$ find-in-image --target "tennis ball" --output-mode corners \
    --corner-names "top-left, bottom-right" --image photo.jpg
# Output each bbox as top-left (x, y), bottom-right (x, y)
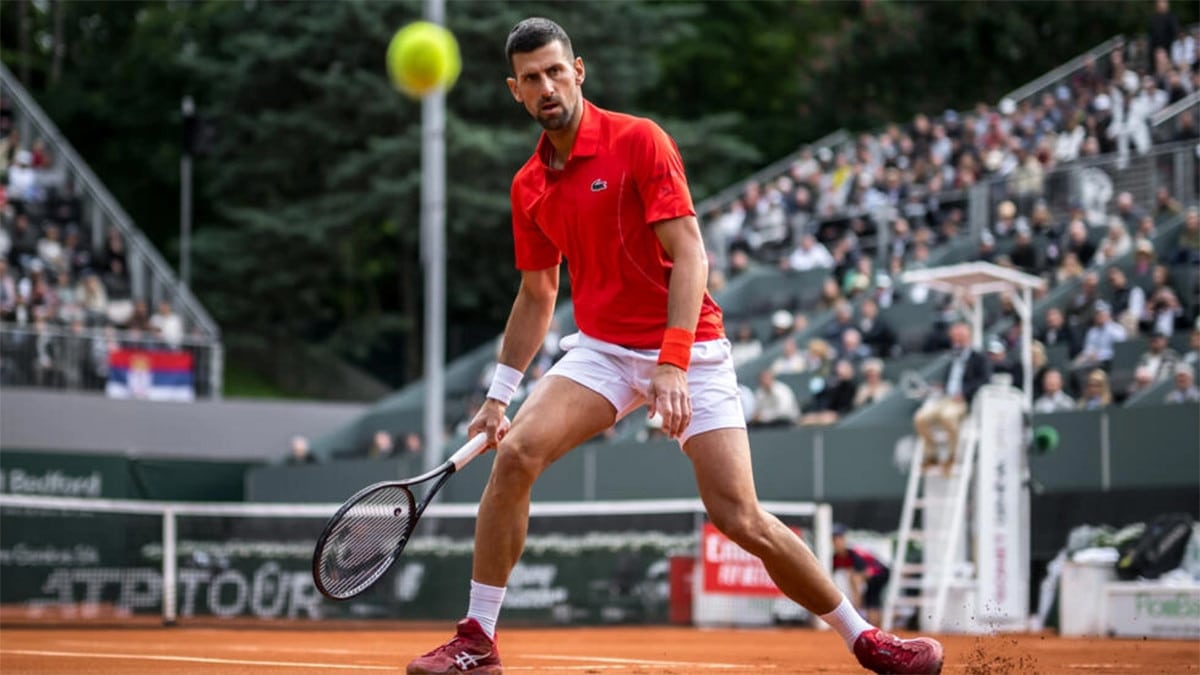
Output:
top-left (386, 21), bottom-right (461, 98)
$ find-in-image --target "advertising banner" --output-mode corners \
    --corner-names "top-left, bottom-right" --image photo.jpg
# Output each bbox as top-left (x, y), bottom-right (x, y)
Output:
top-left (0, 509), bottom-right (692, 624)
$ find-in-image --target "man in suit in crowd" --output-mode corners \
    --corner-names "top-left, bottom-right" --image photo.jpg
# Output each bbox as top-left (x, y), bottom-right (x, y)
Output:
top-left (913, 322), bottom-right (991, 473)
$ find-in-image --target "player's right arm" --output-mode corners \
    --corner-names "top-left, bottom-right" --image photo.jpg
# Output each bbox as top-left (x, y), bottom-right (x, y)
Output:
top-left (470, 265), bottom-right (559, 445)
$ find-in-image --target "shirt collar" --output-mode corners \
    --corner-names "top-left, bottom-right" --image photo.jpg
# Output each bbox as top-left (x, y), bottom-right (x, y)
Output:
top-left (536, 99), bottom-right (601, 168)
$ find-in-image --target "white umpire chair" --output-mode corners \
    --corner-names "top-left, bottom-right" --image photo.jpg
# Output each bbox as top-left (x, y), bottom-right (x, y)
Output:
top-left (882, 263), bottom-right (1045, 634)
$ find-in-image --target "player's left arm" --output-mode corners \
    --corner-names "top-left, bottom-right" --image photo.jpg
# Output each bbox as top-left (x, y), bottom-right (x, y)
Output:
top-left (649, 215), bottom-right (707, 438)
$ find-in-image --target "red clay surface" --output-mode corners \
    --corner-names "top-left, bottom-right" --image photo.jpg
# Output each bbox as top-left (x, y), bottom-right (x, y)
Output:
top-left (0, 624), bottom-right (1197, 674)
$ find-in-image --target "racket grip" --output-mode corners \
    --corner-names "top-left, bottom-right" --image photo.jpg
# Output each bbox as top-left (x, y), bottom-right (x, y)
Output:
top-left (446, 431), bottom-right (491, 472)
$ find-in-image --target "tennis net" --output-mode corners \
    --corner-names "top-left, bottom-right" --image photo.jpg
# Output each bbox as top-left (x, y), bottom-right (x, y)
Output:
top-left (0, 495), bottom-right (831, 628)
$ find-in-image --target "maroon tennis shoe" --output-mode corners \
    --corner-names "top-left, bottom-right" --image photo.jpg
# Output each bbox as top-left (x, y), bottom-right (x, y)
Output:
top-left (406, 618), bottom-right (502, 674)
top-left (853, 628), bottom-right (944, 674)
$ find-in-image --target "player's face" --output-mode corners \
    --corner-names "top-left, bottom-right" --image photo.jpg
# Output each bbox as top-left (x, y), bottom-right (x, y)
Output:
top-left (507, 40), bottom-right (585, 132)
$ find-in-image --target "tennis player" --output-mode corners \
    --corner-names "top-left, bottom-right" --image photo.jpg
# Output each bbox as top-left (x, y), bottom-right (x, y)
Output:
top-left (407, 18), bottom-right (943, 675)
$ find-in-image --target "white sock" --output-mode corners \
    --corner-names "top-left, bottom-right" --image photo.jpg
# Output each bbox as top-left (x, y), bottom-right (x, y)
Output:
top-left (466, 579), bottom-right (506, 639)
top-left (819, 596), bottom-right (874, 650)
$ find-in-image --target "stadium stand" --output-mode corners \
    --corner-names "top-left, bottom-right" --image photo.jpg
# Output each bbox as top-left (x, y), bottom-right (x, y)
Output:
top-left (0, 63), bottom-right (222, 398)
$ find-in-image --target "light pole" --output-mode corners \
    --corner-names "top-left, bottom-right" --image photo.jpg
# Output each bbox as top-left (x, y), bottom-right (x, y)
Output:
top-left (421, 0), bottom-right (447, 473)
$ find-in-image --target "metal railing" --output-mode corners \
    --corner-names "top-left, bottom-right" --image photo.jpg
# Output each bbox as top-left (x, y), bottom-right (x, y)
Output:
top-left (1002, 35), bottom-right (1126, 105)
top-left (969, 140), bottom-right (1198, 238)
top-left (0, 63), bottom-right (221, 344)
top-left (0, 323), bottom-right (222, 399)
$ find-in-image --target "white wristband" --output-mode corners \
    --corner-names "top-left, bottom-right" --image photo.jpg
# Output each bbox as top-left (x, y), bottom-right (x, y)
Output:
top-left (486, 364), bottom-right (524, 405)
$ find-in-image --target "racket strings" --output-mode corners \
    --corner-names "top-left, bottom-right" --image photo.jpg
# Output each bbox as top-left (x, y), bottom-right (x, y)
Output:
top-left (316, 485), bottom-right (416, 599)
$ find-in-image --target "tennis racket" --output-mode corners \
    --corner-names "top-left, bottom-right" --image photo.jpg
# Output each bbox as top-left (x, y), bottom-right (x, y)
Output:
top-left (311, 431), bottom-right (493, 600)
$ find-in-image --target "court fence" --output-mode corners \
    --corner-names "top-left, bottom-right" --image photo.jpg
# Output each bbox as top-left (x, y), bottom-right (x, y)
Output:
top-left (0, 495), bottom-right (831, 629)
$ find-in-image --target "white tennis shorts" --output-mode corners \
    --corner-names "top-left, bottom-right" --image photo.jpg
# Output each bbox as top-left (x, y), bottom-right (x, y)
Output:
top-left (546, 332), bottom-right (747, 445)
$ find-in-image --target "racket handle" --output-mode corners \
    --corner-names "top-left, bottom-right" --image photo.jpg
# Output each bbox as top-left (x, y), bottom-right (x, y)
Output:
top-left (446, 431), bottom-right (490, 472)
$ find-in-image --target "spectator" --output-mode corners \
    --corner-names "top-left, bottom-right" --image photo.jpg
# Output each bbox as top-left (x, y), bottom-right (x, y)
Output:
top-left (1154, 186), bottom-right (1182, 220)
top-left (1073, 301), bottom-right (1127, 371)
top-left (839, 328), bottom-right (871, 366)
top-left (1062, 220), bottom-right (1096, 268)
top-left (7, 150), bottom-right (37, 203)
top-left (1175, 207), bottom-right (1200, 266)
top-left (786, 233), bottom-right (834, 271)
top-left (0, 259), bottom-right (15, 321)
top-left (1106, 266), bottom-right (1145, 333)
top-left (831, 523), bottom-right (891, 628)
top-left (1034, 369), bottom-right (1076, 413)
top-left (1138, 329), bottom-right (1181, 381)
top-left (771, 336), bottom-right (807, 375)
top-left (805, 337), bottom-right (834, 378)
top-left (913, 322), bottom-right (991, 471)
top-left (1183, 326), bottom-right (1200, 368)
top-left (1038, 307), bottom-right (1080, 357)
top-left (800, 359), bottom-right (858, 426)
top-left (76, 272), bottom-right (107, 325)
top-left (986, 338), bottom-right (1023, 390)
top-left (730, 322), bottom-right (763, 367)
top-left (368, 430), bottom-right (394, 458)
top-left (287, 436), bottom-right (317, 464)
top-left (1078, 369), bottom-right (1113, 410)
top-left (1148, 0), bottom-right (1181, 72)
top-left (856, 297), bottom-right (897, 357)
top-left (1009, 225), bottom-right (1042, 276)
top-left (1093, 218), bottom-right (1132, 266)
top-left (1164, 363), bottom-right (1199, 404)
top-left (852, 358), bottom-right (893, 408)
top-left (1131, 238), bottom-right (1157, 280)
top-left (1142, 287), bottom-right (1183, 336)
top-left (402, 433), bottom-right (424, 455)
top-left (769, 309), bottom-right (796, 342)
top-left (750, 369), bottom-right (800, 428)
top-left (1066, 272), bottom-right (1101, 329)
top-left (1055, 251), bottom-right (1085, 286)
top-left (149, 300), bottom-right (184, 350)
top-left (823, 301), bottom-right (855, 343)
top-left (7, 213), bottom-right (38, 271)
top-left (1124, 365), bottom-right (1156, 401)
top-left (816, 276), bottom-right (844, 312)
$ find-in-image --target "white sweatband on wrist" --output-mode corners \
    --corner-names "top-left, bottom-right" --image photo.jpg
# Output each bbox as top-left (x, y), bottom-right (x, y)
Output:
top-left (486, 363), bottom-right (524, 405)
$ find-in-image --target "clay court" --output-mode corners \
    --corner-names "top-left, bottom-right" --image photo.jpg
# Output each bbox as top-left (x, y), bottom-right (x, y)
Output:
top-left (1, 623), bottom-right (1196, 674)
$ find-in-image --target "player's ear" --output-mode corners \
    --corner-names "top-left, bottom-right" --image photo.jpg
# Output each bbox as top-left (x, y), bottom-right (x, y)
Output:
top-left (506, 76), bottom-right (521, 102)
top-left (574, 57), bottom-right (585, 86)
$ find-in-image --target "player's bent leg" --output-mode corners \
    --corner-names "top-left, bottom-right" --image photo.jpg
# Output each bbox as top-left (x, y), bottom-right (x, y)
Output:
top-left (683, 427), bottom-right (944, 675)
top-left (408, 376), bottom-right (618, 675)
top-left (682, 427), bottom-right (842, 613)
top-left (472, 374), bottom-right (618, 586)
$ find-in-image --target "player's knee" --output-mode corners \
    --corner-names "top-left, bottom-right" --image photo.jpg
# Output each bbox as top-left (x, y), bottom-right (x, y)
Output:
top-left (493, 435), bottom-right (545, 486)
top-left (711, 507), bottom-right (773, 555)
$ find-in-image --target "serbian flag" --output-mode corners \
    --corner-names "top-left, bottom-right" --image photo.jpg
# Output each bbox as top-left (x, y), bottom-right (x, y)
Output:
top-left (106, 350), bottom-right (195, 402)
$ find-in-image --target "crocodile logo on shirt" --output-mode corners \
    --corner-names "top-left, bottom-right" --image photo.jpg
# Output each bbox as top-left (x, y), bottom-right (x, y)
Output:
top-left (591, 179), bottom-right (607, 192)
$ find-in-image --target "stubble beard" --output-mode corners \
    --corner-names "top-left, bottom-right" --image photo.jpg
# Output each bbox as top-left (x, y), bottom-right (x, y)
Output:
top-left (537, 100), bottom-right (576, 131)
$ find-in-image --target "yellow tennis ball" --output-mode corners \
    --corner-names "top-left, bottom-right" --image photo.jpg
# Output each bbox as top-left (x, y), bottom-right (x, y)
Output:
top-left (386, 21), bottom-right (461, 98)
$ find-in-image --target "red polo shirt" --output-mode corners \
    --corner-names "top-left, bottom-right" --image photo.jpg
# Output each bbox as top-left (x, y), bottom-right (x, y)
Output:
top-left (510, 100), bottom-right (724, 349)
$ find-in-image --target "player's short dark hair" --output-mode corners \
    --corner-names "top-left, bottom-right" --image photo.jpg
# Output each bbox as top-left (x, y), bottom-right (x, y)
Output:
top-left (505, 17), bottom-right (573, 71)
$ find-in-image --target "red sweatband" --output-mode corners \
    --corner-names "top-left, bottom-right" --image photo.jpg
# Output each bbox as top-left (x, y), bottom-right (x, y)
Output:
top-left (657, 327), bottom-right (695, 370)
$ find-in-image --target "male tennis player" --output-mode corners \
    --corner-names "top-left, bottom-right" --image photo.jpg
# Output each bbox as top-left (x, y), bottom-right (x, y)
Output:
top-left (407, 18), bottom-right (943, 675)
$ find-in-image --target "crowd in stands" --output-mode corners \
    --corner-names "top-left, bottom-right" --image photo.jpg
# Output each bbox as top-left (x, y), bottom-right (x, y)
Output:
top-left (0, 95), bottom-right (190, 391)
top-left (443, 15), bottom-right (1200, 448)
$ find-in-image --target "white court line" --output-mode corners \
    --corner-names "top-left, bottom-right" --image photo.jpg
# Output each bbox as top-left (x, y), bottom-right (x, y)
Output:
top-left (526, 653), bottom-right (773, 669)
top-left (0, 649), bottom-right (393, 671)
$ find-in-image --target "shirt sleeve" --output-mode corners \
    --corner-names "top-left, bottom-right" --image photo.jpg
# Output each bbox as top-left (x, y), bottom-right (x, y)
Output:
top-left (847, 549), bottom-right (869, 573)
top-left (511, 181), bottom-right (562, 271)
top-left (630, 120), bottom-right (695, 226)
